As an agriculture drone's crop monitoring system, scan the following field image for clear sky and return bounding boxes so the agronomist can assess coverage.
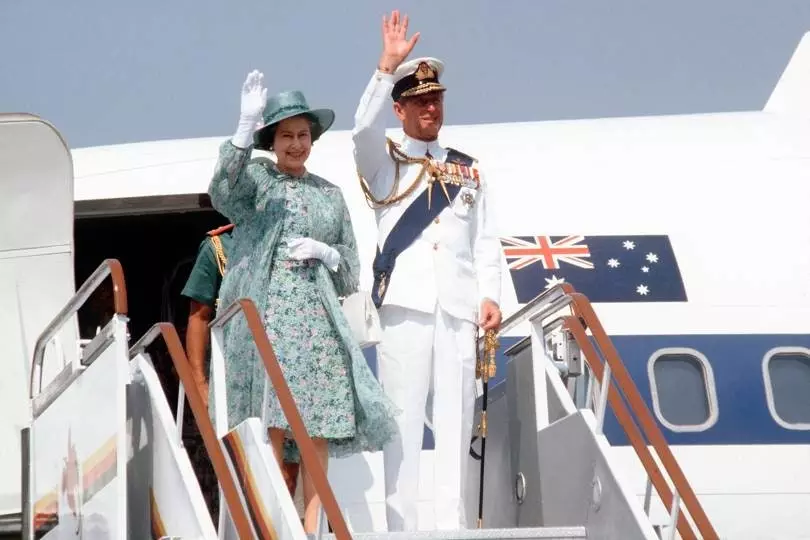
[2,0,809,149]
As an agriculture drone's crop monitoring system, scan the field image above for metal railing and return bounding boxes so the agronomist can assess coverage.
[29,258,128,400]
[129,322,256,540]
[22,258,129,540]
[209,297,352,540]
[484,284,719,540]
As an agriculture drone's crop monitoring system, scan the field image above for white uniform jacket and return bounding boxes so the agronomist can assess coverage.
[351,70,502,324]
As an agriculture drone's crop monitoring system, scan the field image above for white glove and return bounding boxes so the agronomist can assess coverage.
[287,238,340,272]
[232,69,268,148]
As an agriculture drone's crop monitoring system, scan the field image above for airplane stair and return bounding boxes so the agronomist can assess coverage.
[19,259,224,538]
[11,261,724,540]
[22,260,132,538]
[13,265,721,539]
[462,284,721,540]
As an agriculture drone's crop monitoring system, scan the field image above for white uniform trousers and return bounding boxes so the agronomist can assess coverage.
[377,303,477,531]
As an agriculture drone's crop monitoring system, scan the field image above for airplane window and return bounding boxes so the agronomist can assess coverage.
[763,348,810,429]
[648,349,718,432]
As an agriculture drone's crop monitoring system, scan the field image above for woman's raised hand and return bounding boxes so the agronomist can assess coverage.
[241,70,268,122]
[232,69,268,148]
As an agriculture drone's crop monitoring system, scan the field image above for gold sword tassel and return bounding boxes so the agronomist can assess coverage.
[475,328,499,529]
[426,161,453,211]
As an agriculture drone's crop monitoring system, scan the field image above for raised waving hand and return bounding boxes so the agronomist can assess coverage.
[379,10,420,73]
[232,69,268,148]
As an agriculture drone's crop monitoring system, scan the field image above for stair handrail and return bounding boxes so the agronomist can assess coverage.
[563,289,718,540]
[491,283,571,337]
[29,258,128,399]
[129,322,256,540]
[210,297,352,540]
[488,284,719,540]
[563,314,694,538]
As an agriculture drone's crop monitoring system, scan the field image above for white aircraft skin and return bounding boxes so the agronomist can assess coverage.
[4,30,810,540]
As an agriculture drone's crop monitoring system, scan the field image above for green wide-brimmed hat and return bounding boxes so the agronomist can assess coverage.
[253,90,335,149]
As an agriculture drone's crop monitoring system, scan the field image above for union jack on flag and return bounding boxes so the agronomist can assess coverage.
[501,235,594,271]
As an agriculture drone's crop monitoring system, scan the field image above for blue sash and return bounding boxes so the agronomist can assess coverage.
[371,148,475,308]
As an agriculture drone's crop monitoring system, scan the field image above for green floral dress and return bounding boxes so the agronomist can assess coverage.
[208,140,398,457]
[263,177,354,438]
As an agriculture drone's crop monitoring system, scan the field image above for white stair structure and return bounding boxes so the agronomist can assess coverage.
[22,260,131,539]
[463,285,719,539]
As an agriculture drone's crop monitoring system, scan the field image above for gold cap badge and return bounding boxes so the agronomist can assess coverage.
[415,62,435,83]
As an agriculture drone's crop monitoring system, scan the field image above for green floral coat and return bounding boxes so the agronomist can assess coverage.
[208,140,398,457]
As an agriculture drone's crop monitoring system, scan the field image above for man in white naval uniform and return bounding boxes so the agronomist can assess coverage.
[351,10,502,532]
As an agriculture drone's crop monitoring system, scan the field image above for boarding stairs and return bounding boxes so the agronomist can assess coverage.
[17,259,720,539]
[455,284,720,540]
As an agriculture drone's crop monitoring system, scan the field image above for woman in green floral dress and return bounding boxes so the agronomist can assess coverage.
[208,70,398,532]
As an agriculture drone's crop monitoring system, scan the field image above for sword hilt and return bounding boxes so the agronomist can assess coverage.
[476,328,499,381]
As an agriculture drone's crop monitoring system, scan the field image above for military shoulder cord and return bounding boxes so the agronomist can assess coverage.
[210,235,227,277]
[357,138,434,209]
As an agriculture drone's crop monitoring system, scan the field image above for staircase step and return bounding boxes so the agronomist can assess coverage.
[312,525,587,539]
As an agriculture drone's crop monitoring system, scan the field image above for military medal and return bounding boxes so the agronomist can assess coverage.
[430,160,480,190]
[462,191,475,208]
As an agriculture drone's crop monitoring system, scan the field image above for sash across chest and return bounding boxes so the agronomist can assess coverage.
[371,148,476,308]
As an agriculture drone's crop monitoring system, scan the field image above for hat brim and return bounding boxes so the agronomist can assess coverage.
[253,107,336,146]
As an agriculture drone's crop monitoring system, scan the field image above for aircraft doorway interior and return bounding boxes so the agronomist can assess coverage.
[73,206,228,402]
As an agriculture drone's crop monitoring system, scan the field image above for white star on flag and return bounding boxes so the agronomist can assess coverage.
[544,275,566,289]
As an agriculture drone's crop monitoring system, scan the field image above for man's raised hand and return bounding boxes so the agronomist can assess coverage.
[379,10,420,73]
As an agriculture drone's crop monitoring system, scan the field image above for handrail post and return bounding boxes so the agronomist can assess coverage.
[595,363,611,434]
[175,386,186,446]
[667,492,681,540]
[643,476,653,516]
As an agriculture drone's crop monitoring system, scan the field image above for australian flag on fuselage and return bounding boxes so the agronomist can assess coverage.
[501,235,687,303]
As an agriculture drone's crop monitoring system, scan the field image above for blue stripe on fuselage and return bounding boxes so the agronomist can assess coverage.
[601,334,810,446]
